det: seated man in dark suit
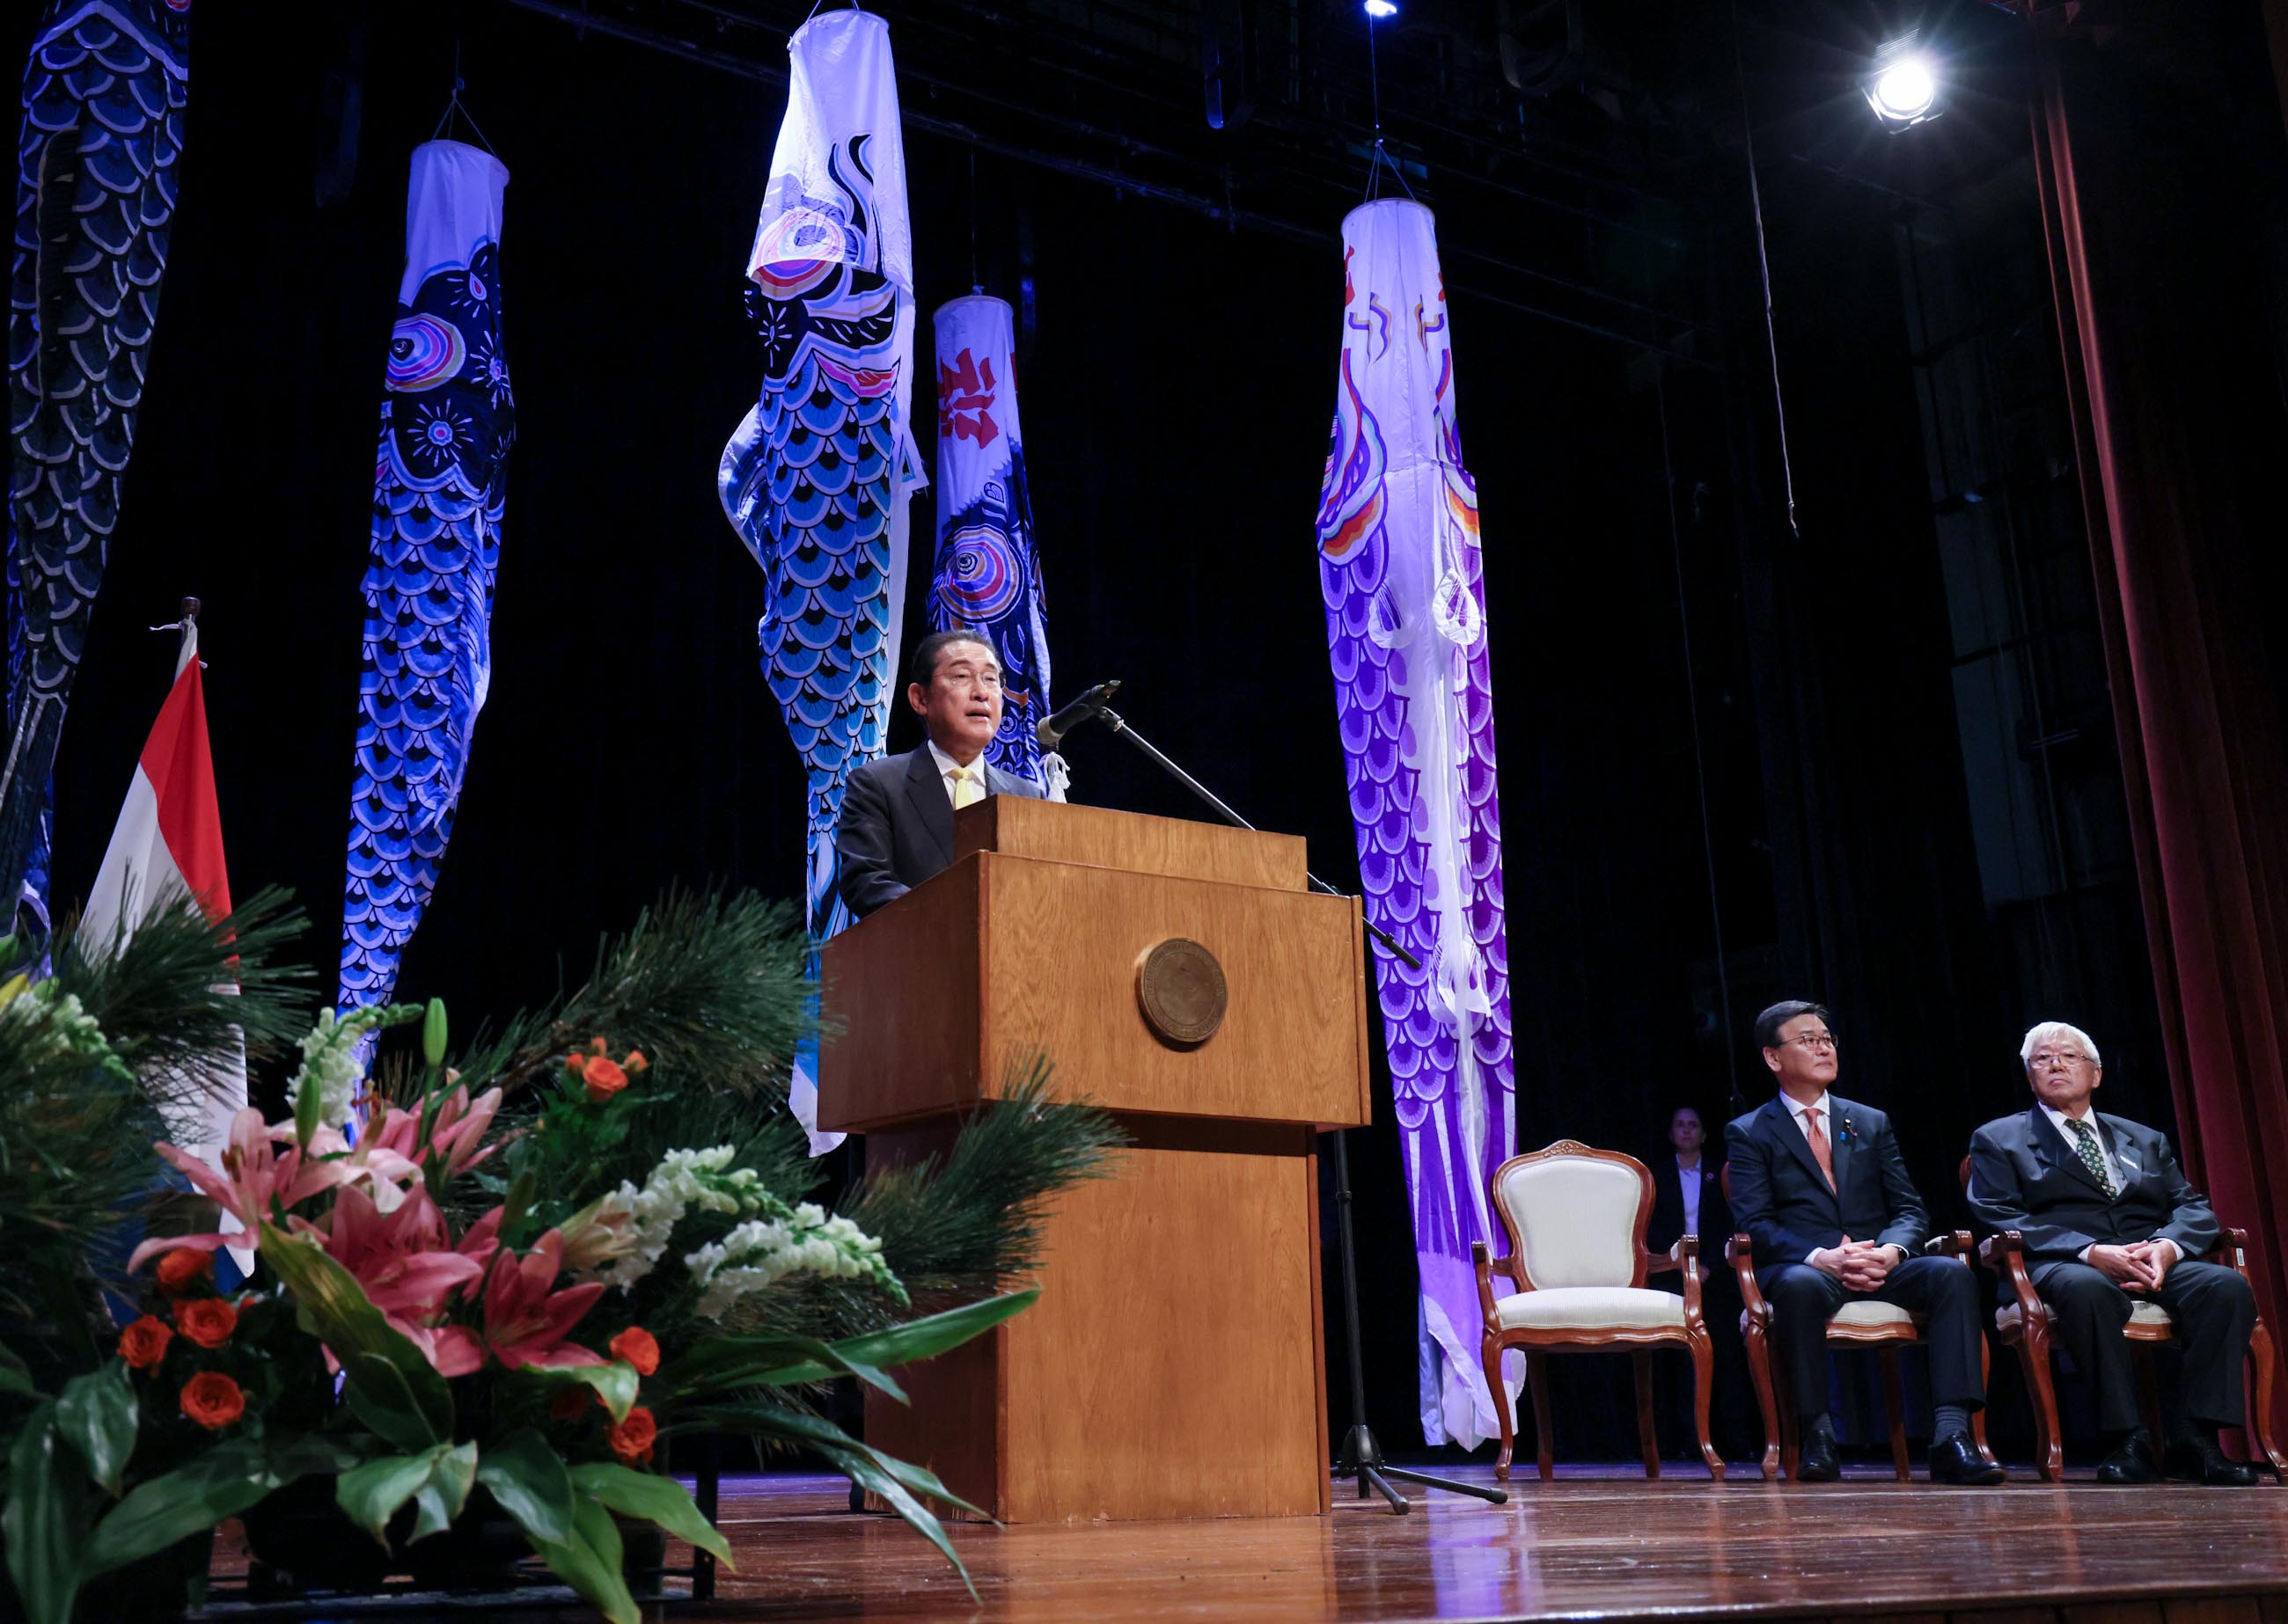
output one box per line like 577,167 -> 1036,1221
1727,1000 -> 2000,1485
1967,1020 -> 2261,1486
835,630 -> 1045,919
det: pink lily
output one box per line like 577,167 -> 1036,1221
127,1108 -> 347,1271
480,1229 -> 607,1369
424,1085 -> 504,1181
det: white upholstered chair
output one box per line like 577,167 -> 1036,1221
1470,1140 -> 1722,1482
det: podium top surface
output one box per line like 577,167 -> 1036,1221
955,796 -> 1307,892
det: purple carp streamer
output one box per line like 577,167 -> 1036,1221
341,141 -> 514,1019
929,294 -> 1050,791
4,0 -> 192,935
1315,199 -> 1515,1447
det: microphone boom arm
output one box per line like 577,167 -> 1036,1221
1097,707 -> 1422,971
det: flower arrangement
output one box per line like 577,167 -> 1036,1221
0,887 -> 1121,1622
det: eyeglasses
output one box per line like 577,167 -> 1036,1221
1777,1032 -> 1837,1054
2027,1050 -> 2092,1072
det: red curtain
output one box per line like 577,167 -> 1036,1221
2028,5 -> 2288,1441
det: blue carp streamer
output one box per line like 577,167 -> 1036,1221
929,295 -> 1051,788
719,131 -> 913,946
341,142 -> 514,1014
4,0 -> 192,934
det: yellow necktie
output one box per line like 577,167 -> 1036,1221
950,765 -> 983,810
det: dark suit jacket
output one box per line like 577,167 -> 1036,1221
1965,1106 -> 2218,1284
1647,1158 -> 1734,1261
834,745 -> 1044,919
1724,1095 -> 1927,1279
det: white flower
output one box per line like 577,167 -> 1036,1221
683,1203 -> 900,1319
589,1145 -> 774,1291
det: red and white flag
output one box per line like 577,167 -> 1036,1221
81,619 -> 248,1262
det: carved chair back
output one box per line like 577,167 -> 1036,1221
1489,1140 -> 1655,1291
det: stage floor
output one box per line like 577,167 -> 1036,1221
685,1465 -> 2288,1623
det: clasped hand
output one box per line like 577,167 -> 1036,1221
1810,1236 -> 1897,1291
2089,1240 -> 2174,1291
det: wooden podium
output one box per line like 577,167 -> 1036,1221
819,797 -> 1373,1523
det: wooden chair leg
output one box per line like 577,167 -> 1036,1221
1972,1335 -> 2000,1471
2136,1347 -> 2167,1446
1689,1327 -> 1725,1481
1742,1317 -> 1784,1481
1778,1380 -> 1800,1482
1527,1350 -> 1555,1482
1484,1340 -> 1515,1484
2247,1315 -> 2288,1483
1879,1346 -> 1910,1482
2013,1322 -> 2064,1484
1632,1349 -> 1661,1480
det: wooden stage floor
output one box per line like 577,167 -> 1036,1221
682,1465 -> 2288,1623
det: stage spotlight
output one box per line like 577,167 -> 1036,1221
1863,35 -> 1941,130
1363,0 -> 1397,17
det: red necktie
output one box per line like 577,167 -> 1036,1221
1805,1107 -> 1837,1191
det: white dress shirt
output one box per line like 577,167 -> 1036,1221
1676,1158 -> 1702,1237
924,738 -> 988,807
2037,1101 -> 2180,1269
1781,1091 -> 1903,1268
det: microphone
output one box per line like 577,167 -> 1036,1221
1037,680 -> 1121,750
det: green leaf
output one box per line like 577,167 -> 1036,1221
411,1441 -> 479,1543
335,1441 -> 474,1548
4,1404 -> 82,1624
55,1362 -> 136,1496
664,1332 -> 904,1403
568,1462 -> 734,1569
671,1290 -> 1037,1395
516,1358 -> 639,1423
337,1452 -> 436,1546
0,1342 -> 36,1398
679,1401 -> 992,1524
81,1439 -> 278,1580
268,1433 -> 369,1480
259,1220 -> 451,1452
528,1489 -> 638,1624
474,1427 -> 575,1548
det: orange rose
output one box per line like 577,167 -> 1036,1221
623,1050 -> 649,1074
549,1386 -> 593,1423
175,1298 -> 238,1349
607,1405 -> 656,1465
582,1057 -> 629,1103
608,1327 -> 660,1377
118,1315 -> 173,1372
563,1053 -> 586,1079
155,1247 -> 213,1295
589,1036 -> 610,1056
180,1372 -> 246,1430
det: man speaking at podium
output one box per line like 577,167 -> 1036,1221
837,630 -> 1045,919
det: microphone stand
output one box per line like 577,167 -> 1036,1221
1094,706 -> 1507,1513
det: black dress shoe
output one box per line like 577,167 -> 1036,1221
2095,1428 -> 2161,1484
2165,1436 -> 2263,1487
1929,1432 -> 2006,1485
1794,1430 -> 1840,1482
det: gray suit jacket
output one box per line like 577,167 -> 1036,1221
834,746 -> 1043,919
1966,1105 -> 2218,1284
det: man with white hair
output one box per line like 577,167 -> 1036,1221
1967,1020 -> 2261,1485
